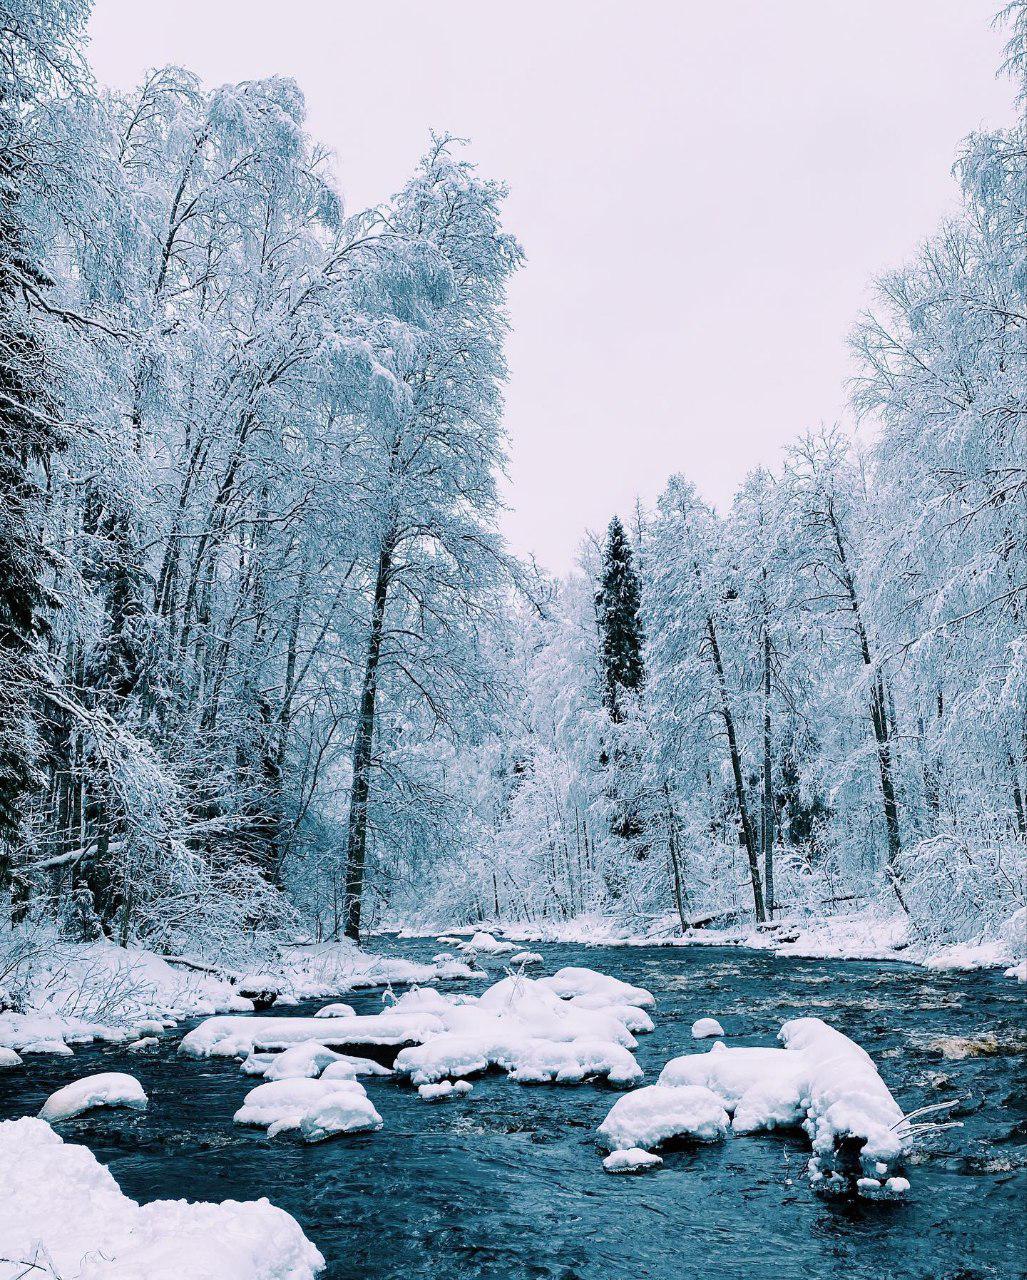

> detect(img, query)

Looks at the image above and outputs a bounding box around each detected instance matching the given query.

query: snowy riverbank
[0,932,485,1059]
[395,903,1027,981]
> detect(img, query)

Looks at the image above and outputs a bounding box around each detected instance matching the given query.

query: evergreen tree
[0,0,88,894]
[595,516,644,722]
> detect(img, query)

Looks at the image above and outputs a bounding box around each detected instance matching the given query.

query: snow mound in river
[598,1084,730,1150]
[180,1011,441,1058]
[603,1016,910,1199]
[235,1077,382,1141]
[537,966,654,1009]
[392,974,644,1088]
[40,1072,147,1122]
[0,1116,324,1279]
[691,1017,724,1039]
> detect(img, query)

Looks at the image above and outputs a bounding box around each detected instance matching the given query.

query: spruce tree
[0,0,87,894]
[595,516,644,722]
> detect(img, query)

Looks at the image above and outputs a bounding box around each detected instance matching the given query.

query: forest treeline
[0,1,1024,955]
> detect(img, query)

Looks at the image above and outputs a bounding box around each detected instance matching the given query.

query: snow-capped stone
[299,1089,383,1142]
[127,1036,160,1052]
[39,1072,148,1122]
[314,1002,356,1018]
[602,1147,663,1173]
[537,966,654,1009]
[652,1017,910,1197]
[659,1043,808,1133]
[0,1046,22,1068]
[21,1038,73,1056]
[691,1017,724,1039]
[508,950,543,965]
[458,931,516,956]
[598,1084,730,1151]
[180,1011,442,1058]
[321,1054,392,1079]
[0,1116,323,1279]
[418,1079,472,1101]
[263,1041,341,1080]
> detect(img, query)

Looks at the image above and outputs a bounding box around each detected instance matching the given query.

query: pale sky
[87,1,1016,573]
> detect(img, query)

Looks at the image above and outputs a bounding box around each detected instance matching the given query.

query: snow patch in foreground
[599,1017,911,1200]
[39,1072,147,1122]
[0,1116,324,1279]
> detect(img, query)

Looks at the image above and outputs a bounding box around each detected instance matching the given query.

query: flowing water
[2,942,1025,1280]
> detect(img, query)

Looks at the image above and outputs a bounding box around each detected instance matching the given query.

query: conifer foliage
[595,517,644,722]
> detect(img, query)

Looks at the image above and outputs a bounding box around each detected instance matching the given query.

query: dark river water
[2,942,1025,1280]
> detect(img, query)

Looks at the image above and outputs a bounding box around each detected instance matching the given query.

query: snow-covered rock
[508,950,543,965]
[418,1079,472,1101]
[391,973,644,1088]
[0,1046,22,1068]
[602,1147,663,1173]
[457,931,516,956]
[127,1036,160,1052]
[321,1054,392,1079]
[659,1043,808,1133]
[567,994,654,1034]
[180,1011,441,1059]
[314,1002,355,1018]
[39,1072,148,1122]
[263,1041,342,1080]
[598,1084,730,1151]
[0,1116,324,1279]
[299,1088,383,1143]
[235,1076,382,1141]
[646,1017,911,1198]
[537,966,654,1009]
[691,1017,724,1039]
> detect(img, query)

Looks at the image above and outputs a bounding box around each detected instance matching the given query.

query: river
[2,941,1024,1280]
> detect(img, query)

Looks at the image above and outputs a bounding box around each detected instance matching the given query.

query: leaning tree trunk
[826,503,903,887]
[762,622,774,920]
[342,533,394,941]
[707,616,766,923]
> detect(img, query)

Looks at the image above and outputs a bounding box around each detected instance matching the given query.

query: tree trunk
[707,616,766,922]
[826,502,903,878]
[342,533,394,941]
[663,778,688,934]
[762,622,774,920]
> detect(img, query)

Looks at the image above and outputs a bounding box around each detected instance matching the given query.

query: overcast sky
[87,1,1016,573]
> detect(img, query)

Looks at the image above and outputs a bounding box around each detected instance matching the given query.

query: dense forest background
[1,0,1024,957]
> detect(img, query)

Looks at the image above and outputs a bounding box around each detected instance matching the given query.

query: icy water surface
[2,942,1025,1280]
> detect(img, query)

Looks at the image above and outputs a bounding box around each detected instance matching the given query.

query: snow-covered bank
[410,902,1026,978]
[0,931,486,1058]
[0,1117,324,1279]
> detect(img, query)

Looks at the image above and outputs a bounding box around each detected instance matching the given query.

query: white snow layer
[537,966,655,1009]
[184,968,648,1092]
[598,1084,731,1150]
[39,1072,148,1122]
[391,974,644,1088]
[234,1077,382,1141]
[602,1147,664,1173]
[691,1017,725,1039]
[600,1017,910,1199]
[0,1116,324,1279]
[596,1013,906,1192]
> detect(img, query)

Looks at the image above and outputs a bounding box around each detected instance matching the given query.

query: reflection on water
[1,942,1024,1280]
